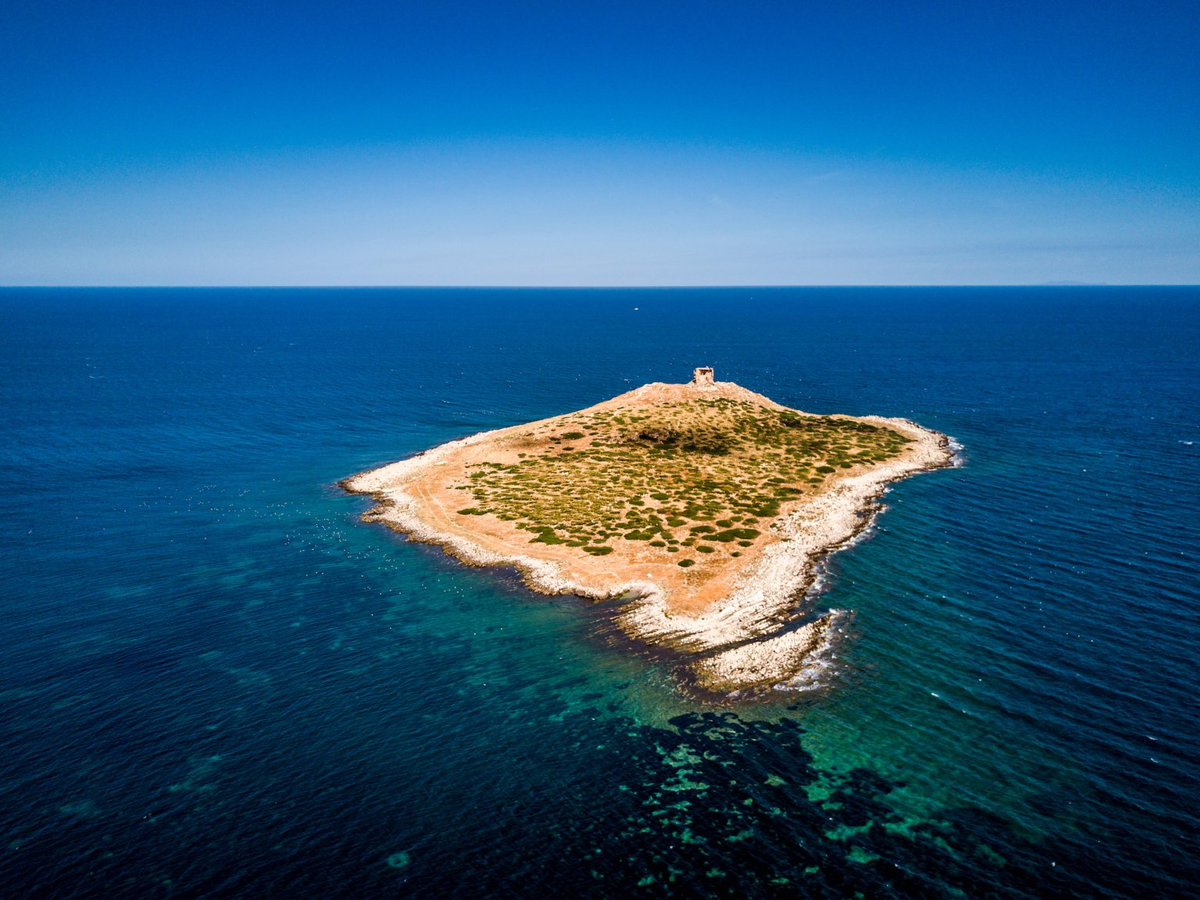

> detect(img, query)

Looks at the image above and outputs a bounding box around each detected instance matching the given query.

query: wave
[771,609,852,693]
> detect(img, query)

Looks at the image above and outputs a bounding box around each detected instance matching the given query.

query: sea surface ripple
[0,287,1197,898]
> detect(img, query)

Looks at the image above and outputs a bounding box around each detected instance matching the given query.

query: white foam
[947,436,967,467]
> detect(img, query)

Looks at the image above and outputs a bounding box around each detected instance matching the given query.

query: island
[343,368,952,695]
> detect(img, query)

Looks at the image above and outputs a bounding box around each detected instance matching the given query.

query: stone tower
[692,367,715,386]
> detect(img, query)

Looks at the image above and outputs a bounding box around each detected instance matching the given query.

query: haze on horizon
[3,1,1197,287]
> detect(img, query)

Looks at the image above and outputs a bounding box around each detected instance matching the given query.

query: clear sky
[3,0,1198,285]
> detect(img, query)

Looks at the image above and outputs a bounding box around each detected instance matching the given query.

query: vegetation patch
[451,396,912,565]
[711,528,760,543]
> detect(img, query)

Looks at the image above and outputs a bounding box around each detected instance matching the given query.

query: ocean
[1,287,1197,898]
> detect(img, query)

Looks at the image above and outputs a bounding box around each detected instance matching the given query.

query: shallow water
[1,287,1197,897]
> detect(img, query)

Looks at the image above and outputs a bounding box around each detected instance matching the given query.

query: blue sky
[2,1,1197,285]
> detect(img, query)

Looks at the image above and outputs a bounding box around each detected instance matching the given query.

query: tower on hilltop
[692,367,715,386]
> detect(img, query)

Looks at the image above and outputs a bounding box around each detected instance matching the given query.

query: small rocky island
[344,369,951,695]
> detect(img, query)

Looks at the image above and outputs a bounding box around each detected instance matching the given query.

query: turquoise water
[1,288,1197,897]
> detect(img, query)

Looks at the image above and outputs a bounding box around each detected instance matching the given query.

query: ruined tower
[692,367,715,386]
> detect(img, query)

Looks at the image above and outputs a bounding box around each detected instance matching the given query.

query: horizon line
[3,283,1198,290]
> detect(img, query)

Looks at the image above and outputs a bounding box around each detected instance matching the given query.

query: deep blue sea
[1,287,1197,899]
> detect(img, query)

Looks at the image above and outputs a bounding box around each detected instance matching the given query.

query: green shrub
[712,527,760,542]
